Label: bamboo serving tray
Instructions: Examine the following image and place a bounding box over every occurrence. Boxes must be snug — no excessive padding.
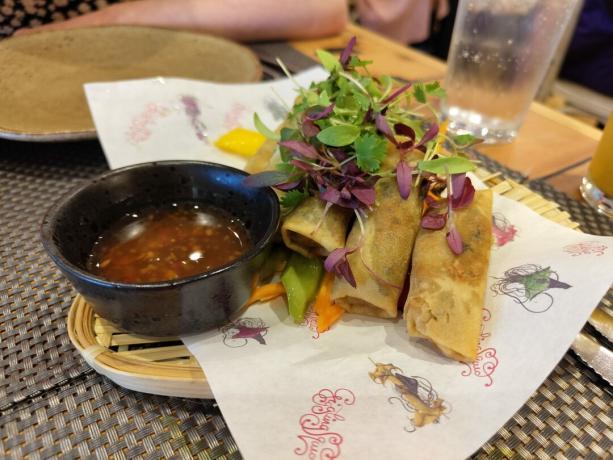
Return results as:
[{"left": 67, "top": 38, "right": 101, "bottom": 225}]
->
[{"left": 67, "top": 168, "right": 579, "bottom": 398}]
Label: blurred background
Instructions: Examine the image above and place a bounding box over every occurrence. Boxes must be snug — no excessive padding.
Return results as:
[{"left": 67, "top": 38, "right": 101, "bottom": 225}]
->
[{"left": 1, "top": 0, "right": 610, "bottom": 128}]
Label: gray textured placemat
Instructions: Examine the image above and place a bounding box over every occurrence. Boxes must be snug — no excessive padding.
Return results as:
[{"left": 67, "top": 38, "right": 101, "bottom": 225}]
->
[{"left": 1, "top": 44, "right": 611, "bottom": 458}]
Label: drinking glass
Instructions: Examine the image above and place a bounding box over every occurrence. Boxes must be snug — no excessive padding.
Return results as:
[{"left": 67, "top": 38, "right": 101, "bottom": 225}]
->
[
  {"left": 442, "top": 0, "right": 579, "bottom": 143},
  {"left": 581, "top": 113, "right": 613, "bottom": 218}
]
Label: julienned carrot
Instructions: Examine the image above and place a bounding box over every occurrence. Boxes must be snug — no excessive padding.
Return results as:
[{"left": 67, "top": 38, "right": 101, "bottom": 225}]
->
[
  {"left": 245, "top": 283, "right": 285, "bottom": 307},
  {"left": 314, "top": 272, "right": 344, "bottom": 333}
]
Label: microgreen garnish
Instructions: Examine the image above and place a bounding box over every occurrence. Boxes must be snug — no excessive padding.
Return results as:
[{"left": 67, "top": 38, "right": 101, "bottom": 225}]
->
[
  {"left": 280, "top": 189, "right": 309, "bottom": 212},
  {"left": 244, "top": 36, "right": 482, "bottom": 283},
  {"left": 324, "top": 246, "right": 358, "bottom": 288},
  {"left": 253, "top": 113, "right": 280, "bottom": 141},
  {"left": 395, "top": 160, "right": 413, "bottom": 200}
]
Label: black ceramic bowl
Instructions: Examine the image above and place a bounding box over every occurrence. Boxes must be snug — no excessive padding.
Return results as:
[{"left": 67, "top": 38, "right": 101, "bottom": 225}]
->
[{"left": 41, "top": 160, "right": 279, "bottom": 336}]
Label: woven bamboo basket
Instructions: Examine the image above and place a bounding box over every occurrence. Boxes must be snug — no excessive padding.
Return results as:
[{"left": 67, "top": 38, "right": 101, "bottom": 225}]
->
[{"left": 67, "top": 168, "right": 579, "bottom": 398}]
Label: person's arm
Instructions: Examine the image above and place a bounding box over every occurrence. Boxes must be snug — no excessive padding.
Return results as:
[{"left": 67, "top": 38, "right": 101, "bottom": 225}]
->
[{"left": 14, "top": 0, "right": 348, "bottom": 41}]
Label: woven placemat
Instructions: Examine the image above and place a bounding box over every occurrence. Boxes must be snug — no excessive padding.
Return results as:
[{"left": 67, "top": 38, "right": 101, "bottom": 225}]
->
[
  {"left": 1, "top": 44, "right": 612, "bottom": 457},
  {"left": 0, "top": 141, "right": 107, "bottom": 412}
]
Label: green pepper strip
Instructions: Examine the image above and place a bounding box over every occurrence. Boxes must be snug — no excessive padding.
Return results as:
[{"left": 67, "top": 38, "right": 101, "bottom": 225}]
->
[{"left": 280, "top": 252, "right": 324, "bottom": 323}]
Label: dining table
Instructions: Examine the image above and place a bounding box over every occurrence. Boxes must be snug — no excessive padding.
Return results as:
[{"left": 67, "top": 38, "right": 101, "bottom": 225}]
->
[{"left": 1, "top": 23, "right": 611, "bottom": 459}]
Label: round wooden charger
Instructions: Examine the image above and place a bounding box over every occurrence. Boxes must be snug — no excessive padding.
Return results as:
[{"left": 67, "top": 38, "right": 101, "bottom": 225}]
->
[{"left": 67, "top": 169, "right": 579, "bottom": 398}]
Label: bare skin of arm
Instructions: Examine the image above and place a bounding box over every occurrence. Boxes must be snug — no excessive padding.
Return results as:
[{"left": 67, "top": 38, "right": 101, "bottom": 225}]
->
[{"left": 14, "top": 0, "right": 348, "bottom": 41}]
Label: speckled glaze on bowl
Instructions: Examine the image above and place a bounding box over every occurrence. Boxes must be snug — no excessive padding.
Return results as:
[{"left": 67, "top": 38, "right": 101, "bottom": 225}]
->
[{"left": 41, "top": 161, "right": 279, "bottom": 336}]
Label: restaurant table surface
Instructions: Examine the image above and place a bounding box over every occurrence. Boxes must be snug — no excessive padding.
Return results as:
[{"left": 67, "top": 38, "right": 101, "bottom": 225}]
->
[{"left": 1, "top": 23, "right": 611, "bottom": 460}]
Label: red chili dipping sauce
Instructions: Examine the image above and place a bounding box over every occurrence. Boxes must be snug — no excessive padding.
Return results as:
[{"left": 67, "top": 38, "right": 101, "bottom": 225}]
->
[{"left": 87, "top": 202, "right": 251, "bottom": 283}]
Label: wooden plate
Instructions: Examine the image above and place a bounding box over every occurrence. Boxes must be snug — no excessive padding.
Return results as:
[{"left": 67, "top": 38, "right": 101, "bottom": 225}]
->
[
  {"left": 66, "top": 167, "right": 578, "bottom": 399},
  {"left": 0, "top": 26, "right": 261, "bottom": 141}
]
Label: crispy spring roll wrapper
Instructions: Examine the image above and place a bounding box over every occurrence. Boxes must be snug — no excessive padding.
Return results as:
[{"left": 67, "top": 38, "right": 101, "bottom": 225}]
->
[
  {"left": 281, "top": 197, "right": 353, "bottom": 258},
  {"left": 332, "top": 178, "right": 422, "bottom": 319},
  {"left": 404, "top": 190, "right": 493, "bottom": 362}
]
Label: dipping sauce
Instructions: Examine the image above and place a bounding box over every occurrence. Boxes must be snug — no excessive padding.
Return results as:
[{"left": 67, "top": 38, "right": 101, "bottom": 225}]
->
[{"left": 87, "top": 202, "right": 251, "bottom": 283}]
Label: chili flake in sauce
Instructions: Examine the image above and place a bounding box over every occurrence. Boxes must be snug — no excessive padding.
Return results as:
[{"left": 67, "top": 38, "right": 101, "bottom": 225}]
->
[{"left": 87, "top": 202, "right": 251, "bottom": 283}]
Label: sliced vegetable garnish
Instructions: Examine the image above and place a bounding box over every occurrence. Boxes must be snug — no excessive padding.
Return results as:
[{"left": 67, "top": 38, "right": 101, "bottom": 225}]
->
[
  {"left": 281, "top": 252, "right": 324, "bottom": 323},
  {"left": 314, "top": 272, "right": 345, "bottom": 333},
  {"left": 245, "top": 283, "right": 285, "bottom": 307},
  {"left": 214, "top": 128, "right": 266, "bottom": 157}
]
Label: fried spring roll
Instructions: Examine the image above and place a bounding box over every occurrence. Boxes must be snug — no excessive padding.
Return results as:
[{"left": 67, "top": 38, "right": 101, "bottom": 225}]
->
[
  {"left": 404, "top": 190, "right": 493, "bottom": 362},
  {"left": 281, "top": 197, "right": 352, "bottom": 258},
  {"left": 332, "top": 178, "right": 421, "bottom": 318}
]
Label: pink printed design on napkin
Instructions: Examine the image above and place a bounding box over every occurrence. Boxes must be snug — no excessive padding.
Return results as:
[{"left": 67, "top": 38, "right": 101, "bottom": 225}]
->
[
  {"left": 492, "top": 212, "right": 518, "bottom": 247},
  {"left": 490, "top": 264, "right": 572, "bottom": 313},
  {"left": 461, "top": 308, "right": 499, "bottom": 387},
  {"left": 301, "top": 309, "right": 320, "bottom": 340},
  {"left": 220, "top": 318, "right": 268, "bottom": 347},
  {"left": 369, "top": 361, "right": 450, "bottom": 432},
  {"left": 223, "top": 102, "right": 247, "bottom": 130},
  {"left": 181, "top": 95, "right": 208, "bottom": 142},
  {"left": 125, "top": 103, "right": 171, "bottom": 144},
  {"left": 295, "top": 388, "right": 355, "bottom": 459},
  {"left": 563, "top": 241, "right": 608, "bottom": 257}
]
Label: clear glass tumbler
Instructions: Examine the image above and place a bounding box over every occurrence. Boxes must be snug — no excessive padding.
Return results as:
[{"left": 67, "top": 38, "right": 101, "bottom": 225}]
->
[
  {"left": 442, "top": 0, "right": 579, "bottom": 143},
  {"left": 581, "top": 113, "right": 613, "bottom": 218}
]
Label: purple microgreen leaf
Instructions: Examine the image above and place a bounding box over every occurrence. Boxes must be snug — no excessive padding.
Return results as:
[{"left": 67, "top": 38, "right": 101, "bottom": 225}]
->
[
  {"left": 394, "top": 123, "right": 416, "bottom": 140},
  {"left": 313, "top": 173, "right": 325, "bottom": 187},
  {"left": 381, "top": 82, "right": 412, "bottom": 105},
  {"left": 291, "top": 158, "right": 315, "bottom": 172},
  {"left": 340, "top": 186, "right": 352, "bottom": 200},
  {"left": 329, "top": 148, "right": 348, "bottom": 162},
  {"left": 340, "top": 36, "right": 357, "bottom": 68},
  {"left": 279, "top": 140, "right": 319, "bottom": 159},
  {"left": 375, "top": 113, "right": 397, "bottom": 145},
  {"left": 396, "top": 160, "right": 413, "bottom": 200},
  {"left": 451, "top": 173, "right": 466, "bottom": 198},
  {"left": 275, "top": 180, "right": 302, "bottom": 191},
  {"left": 417, "top": 145, "right": 427, "bottom": 153},
  {"left": 242, "top": 170, "right": 292, "bottom": 188},
  {"left": 451, "top": 176, "right": 475, "bottom": 209},
  {"left": 324, "top": 246, "right": 358, "bottom": 288},
  {"left": 351, "top": 186, "right": 376, "bottom": 207},
  {"left": 421, "top": 212, "right": 447, "bottom": 230},
  {"left": 363, "top": 107, "right": 374, "bottom": 124},
  {"left": 446, "top": 225, "right": 464, "bottom": 255},
  {"left": 301, "top": 118, "right": 320, "bottom": 138},
  {"left": 398, "top": 140, "right": 415, "bottom": 150},
  {"left": 320, "top": 187, "right": 341, "bottom": 204},
  {"left": 342, "top": 160, "right": 361, "bottom": 176},
  {"left": 337, "top": 260, "right": 357, "bottom": 288},
  {"left": 306, "top": 103, "right": 336, "bottom": 121},
  {"left": 416, "top": 123, "right": 439, "bottom": 147},
  {"left": 324, "top": 247, "right": 349, "bottom": 272}
]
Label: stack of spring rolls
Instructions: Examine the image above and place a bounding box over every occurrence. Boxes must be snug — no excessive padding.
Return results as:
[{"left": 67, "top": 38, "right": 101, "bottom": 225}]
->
[{"left": 248, "top": 138, "right": 492, "bottom": 363}]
